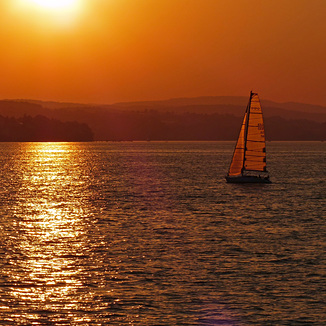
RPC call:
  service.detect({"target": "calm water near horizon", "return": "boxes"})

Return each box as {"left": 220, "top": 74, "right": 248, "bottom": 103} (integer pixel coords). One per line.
{"left": 0, "top": 141, "right": 325, "bottom": 325}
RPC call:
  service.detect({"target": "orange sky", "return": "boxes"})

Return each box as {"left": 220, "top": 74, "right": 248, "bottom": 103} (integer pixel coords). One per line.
{"left": 0, "top": 0, "right": 326, "bottom": 105}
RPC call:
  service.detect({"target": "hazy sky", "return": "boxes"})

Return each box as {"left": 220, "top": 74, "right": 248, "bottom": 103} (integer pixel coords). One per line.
{"left": 1, "top": 0, "right": 326, "bottom": 105}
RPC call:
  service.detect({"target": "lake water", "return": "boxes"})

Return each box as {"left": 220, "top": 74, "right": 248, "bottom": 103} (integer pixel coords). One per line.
{"left": 0, "top": 141, "right": 325, "bottom": 325}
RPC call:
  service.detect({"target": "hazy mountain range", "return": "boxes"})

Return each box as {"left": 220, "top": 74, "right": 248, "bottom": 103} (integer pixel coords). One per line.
{"left": 0, "top": 97, "right": 325, "bottom": 141}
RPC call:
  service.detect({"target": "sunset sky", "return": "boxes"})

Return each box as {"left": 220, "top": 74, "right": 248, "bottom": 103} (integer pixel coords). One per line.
{"left": 1, "top": 0, "right": 325, "bottom": 105}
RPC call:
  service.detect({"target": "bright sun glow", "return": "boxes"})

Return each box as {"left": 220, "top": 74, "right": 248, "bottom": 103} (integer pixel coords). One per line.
{"left": 31, "top": 0, "right": 78, "bottom": 10}
{"left": 12, "top": 0, "right": 84, "bottom": 28}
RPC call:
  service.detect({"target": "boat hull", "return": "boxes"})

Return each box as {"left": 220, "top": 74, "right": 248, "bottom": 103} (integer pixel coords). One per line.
{"left": 225, "top": 175, "right": 271, "bottom": 184}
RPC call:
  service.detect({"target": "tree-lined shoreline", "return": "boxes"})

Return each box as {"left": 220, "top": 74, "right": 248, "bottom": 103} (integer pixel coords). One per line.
{"left": 0, "top": 97, "right": 325, "bottom": 141}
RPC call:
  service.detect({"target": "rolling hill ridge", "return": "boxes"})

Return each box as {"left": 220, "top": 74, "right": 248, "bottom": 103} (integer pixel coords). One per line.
{"left": 0, "top": 97, "right": 325, "bottom": 141}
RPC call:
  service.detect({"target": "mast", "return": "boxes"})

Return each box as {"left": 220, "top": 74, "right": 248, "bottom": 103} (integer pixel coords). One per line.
{"left": 226, "top": 91, "right": 269, "bottom": 181}
{"left": 242, "top": 91, "right": 252, "bottom": 175}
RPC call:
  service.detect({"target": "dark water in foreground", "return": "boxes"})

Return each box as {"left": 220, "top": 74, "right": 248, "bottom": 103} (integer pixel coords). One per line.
{"left": 0, "top": 141, "right": 325, "bottom": 325}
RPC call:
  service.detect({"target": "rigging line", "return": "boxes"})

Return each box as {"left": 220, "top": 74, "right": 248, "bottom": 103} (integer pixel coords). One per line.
{"left": 242, "top": 92, "right": 252, "bottom": 170}
{"left": 245, "top": 155, "right": 265, "bottom": 158}
{"left": 245, "top": 160, "right": 265, "bottom": 163}
{"left": 245, "top": 156, "right": 265, "bottom": 160}
{"left": 246, "top": 148, "right": 265, "bottom": 151}
{"left": 248, "top": 124, "right": 264, "bottom": 128}
{"left": 247, "top": 128, "right": 264, "bottom": 131}
{"left": 246, "top": 148, "right": 265, "bottom": 152}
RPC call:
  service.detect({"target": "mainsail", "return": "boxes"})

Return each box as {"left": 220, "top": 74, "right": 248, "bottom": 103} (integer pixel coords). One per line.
{"left": 227, "top": 92, "right": 267, "bottom": 176}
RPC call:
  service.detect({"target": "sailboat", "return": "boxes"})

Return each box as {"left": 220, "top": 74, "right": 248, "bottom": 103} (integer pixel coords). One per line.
{"left": 226, "top": 91, "right": 271, "bottom": 183}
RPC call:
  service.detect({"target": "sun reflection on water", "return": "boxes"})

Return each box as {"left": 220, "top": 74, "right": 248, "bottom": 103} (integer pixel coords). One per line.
{"left": 5, "top": 143, "right": 93, "bottom": 323}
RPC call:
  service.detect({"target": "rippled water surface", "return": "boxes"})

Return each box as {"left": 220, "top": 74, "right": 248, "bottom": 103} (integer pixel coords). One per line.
{"left": 0, "top": 141, "right": 325, "bottom": 325}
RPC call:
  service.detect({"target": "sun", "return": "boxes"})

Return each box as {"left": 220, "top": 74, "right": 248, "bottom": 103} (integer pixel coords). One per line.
{"left": 31, "top": 0, "right": 78, "bottom": 10}
{"left": 13, "top": 0, "right": 84, "bottom": 28}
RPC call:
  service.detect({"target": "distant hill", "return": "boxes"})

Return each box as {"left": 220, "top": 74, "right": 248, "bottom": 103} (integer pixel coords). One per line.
{"left": 0, "top": 96, "right": 325, "bottom": 141}
{"left": 262, "top": 100, "right": 326, "bottom": 114}
{"left": 9, "top": 95, "right": 326, "bottom": 114}
{"left": 113, "top": 96, "right": 249, "bottom": 108}
{"left": 0, "top": 114, "right": 94, "bottom": 142}
{"left": 12, "top": 99, "right": 90, "bottom": 110}
{"left": 113, "top": 96, "right": 326, "bottom": 114}
{"left": 2, "top": 97, "right": 326, "bottom": 123}
{"left": 114, "top": 96, "right": 326, "bottom": 114}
